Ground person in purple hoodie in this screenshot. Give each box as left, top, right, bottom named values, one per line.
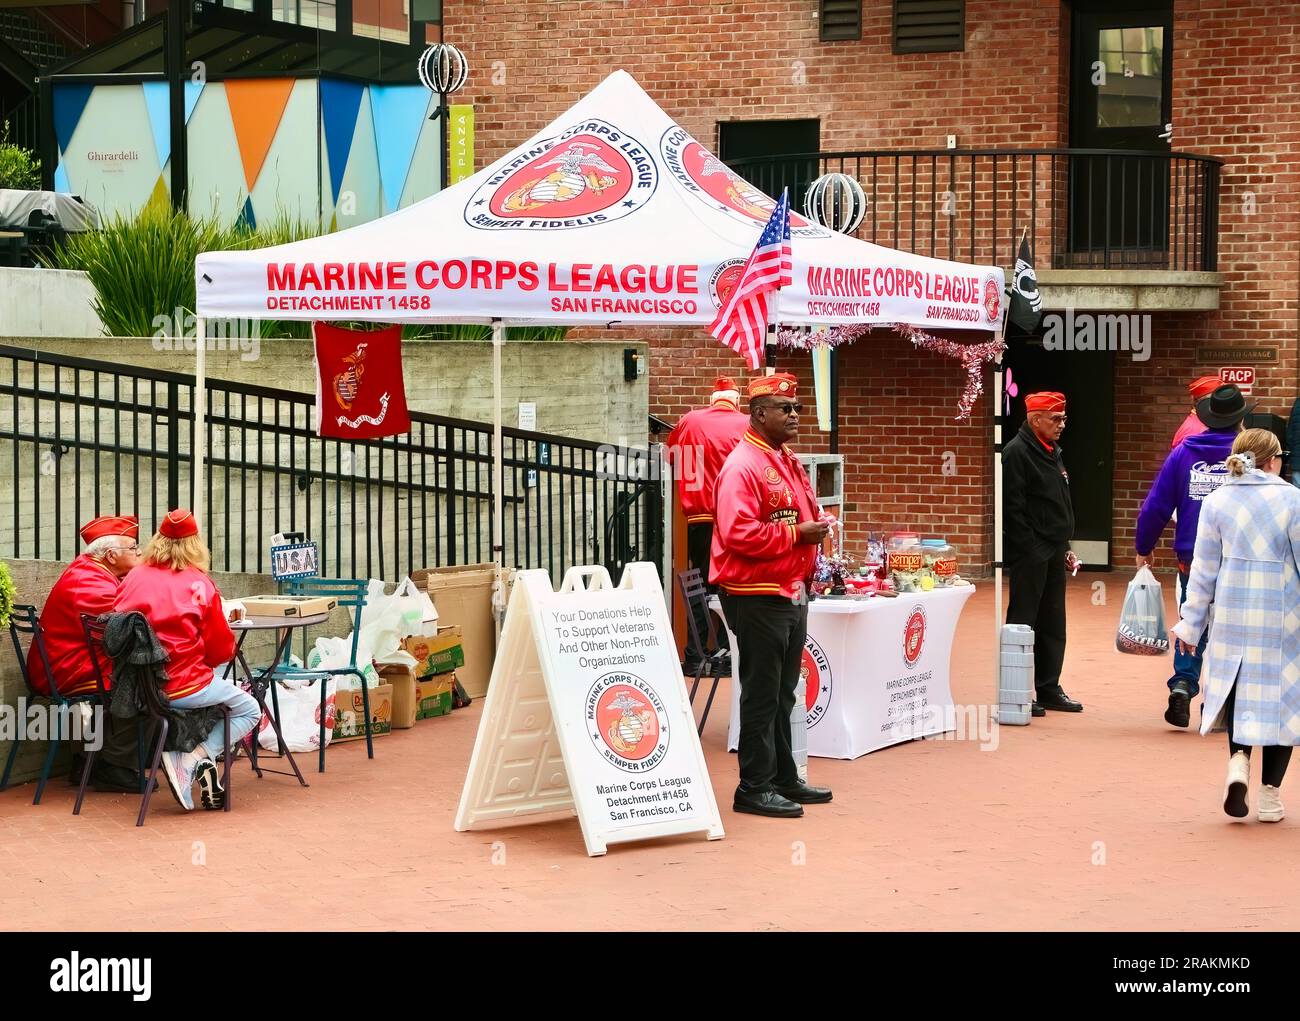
left=1135, top=384, right=1252, bottom=729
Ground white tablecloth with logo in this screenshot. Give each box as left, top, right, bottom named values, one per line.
left=717, top=585, right=974, bottom=759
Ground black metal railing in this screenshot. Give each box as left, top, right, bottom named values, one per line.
left=725, top=147, right=1222, bottom=272
left=3, top=95, right=41, bottom=154
left=0, top=345, right=662, bottom=583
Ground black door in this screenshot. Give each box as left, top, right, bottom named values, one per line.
left=1068, top=1, right=1173, bottom=267
left=719, top=119, right=820, bottom=206
left=1003, top=335, right=1115, bottom=568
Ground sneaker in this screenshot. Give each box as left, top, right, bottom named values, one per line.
left=1259, top=784, right=1284, bottom=823
left=195, top=759, right=225, bottom=810
left=1223, top=751, right=1250, bottom=819
left=159, top=750, right=202, bottom=812
left=1165, top=681, right=1191, bottom=728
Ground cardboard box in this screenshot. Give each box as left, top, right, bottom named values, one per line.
left=401, top=625, right=465, bottom=678
left=377, top=663, right=418, bottom=729
left=417, top=564, right=496, bottom=698
left=241, top=594, right=338, bottom=619
left=416, top=673, right=455, bottom=719
left=331, top=683, right=393, bottom=742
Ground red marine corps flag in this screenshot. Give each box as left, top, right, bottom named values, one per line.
left=312, top=322, right=411, bottom=439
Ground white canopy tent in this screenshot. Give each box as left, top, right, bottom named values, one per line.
left=194, top=69, right=1009, bottom=638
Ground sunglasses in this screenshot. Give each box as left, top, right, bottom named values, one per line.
left=763, top=402, right=804, bottom=415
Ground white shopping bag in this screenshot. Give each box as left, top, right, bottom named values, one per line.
left=258, top=673, right=334, bottom=752
left=1116, top=565, right=1170, bottom=655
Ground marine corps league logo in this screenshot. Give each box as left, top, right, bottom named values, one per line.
left=466, top=119, right=658, bottom=230
left=983, top=273, right=1002, bottom=323
left=803, top=635, right=832, bottom=728
left=708, top=259, right=746, bottom=310
left=659, top=126, right=828, bottom=237
left=903, top=604, right=927, bottom=668
left=587, top=672, right=670, bottom=772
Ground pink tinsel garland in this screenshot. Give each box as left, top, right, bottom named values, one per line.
left=773, top=323, right=1005, bottom=421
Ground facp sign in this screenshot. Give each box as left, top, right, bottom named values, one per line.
left=1220, top=366, right=1255, bottom=394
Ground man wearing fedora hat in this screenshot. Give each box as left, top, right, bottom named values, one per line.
left=1137, top=383, right=1252, bottom=728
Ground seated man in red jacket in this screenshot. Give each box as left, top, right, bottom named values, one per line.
left=114, top=509, right=254, bottom=812
left=712, top=373, right=832, bottom=819
left=28, top=514, right=144, bottom=791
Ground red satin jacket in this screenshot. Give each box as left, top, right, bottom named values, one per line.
left=710, top=428, right=821, bottom=598
left=113, top=563, right=236, bottom=698
left=27, top=555, right=121, bottom=697
left=666, top=398, right=750, bottom=523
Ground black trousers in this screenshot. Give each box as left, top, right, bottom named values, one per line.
left=1006, top=547, right=1067, bottom=693
left=685, top=522, right=728, bottom=661
left=1225, top=684, right=1293, bottom=787
left=718, top=593, right=805, bottom=792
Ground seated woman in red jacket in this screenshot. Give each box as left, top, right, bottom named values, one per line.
left=113, top=509, right=258, bottom=811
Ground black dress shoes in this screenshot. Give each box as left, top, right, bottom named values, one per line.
left=734, top=787, right=804, bottom=818
left=1031, top=702, right=1046, bottom=717
left=1038, top=686, right=1083, bottom=712
left=775, top=781, right=833, bottom=804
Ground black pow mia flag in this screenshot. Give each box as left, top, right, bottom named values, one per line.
left=1009, top=233, right=1043, bottom=333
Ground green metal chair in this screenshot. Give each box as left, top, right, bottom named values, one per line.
left=274, top=578, right=373, bottom=772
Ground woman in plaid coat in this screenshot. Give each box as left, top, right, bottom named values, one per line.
left=1173, top=428, right=1298, bottom=822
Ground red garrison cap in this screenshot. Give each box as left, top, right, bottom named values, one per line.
left=1189, top=376, right=1221, bottom=400
left=713, top=375, right=739, bottom=392
left=747, top=373, right=799, bottom=399
left=1024, top=391, right=1067, bottom=414
left=159, top=509, right=199, bottom=539
left=80, top=515, right=139, bottom=545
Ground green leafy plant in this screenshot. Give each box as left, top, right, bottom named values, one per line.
left=0, top=121, right=40, bottom=191
left=0, top=560, right=16, bottom=632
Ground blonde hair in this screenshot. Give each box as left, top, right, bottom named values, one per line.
left=1227, top=428, right=1282, bottom=477
left=142, top=532, right=212, bottom=572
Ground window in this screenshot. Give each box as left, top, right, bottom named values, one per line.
left=273, top=0, right=337, bottom=33
left=892, top=0, right=964, bottom=54
left=819, top=0, right=861, bottom=42
left=1095, top=26, right=1165, bottom=128
left=352, top=0, right=411, bottom=42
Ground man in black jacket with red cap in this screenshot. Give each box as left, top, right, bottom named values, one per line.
left=1003, top=391, right=1084, bottom=715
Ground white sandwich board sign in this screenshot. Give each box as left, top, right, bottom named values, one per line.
left=455, top=562, right=724, bottom=856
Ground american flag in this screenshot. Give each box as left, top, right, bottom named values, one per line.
left=710, top=187, right=792, bottom=370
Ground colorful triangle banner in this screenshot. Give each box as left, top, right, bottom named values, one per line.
left=141, top=81, right=171, bottom=168
left=225, top=78, right=295, bottom=193
left=53, top=161, right=71, bottom=194
left=320, top=78, right=365, bottom=206
left=52, top=83, right=94, bottom=155
left=184, top=80, right=204, bottom=125
left=369, top=85, right=431, bottom=215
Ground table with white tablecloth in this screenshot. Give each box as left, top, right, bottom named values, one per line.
left=716, top=585, right=975, bottom=760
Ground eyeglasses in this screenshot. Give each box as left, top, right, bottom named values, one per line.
left=1047, top=415, right=1067, bottom=424
left=764, top=402, right=804, bottom=415
left=111, top=543, right=140, bottom=554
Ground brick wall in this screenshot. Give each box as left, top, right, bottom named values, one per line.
left=448, top=0, right=1300, bottom=571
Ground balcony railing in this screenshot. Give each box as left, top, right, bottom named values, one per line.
left=725, top=148, right=1222, bottom=273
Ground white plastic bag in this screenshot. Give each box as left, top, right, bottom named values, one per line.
left=1116, top=566, right=1169, bottom=655
left=258, top=673, right=334, bottom=752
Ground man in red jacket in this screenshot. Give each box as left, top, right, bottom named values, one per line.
left=28, top=514, right=144, bottom=791
left=666, top=374, right=749, bottom=670
left=712, top=373, right=831, bottom=818
left=1171, top=376, right=1220, bottom=450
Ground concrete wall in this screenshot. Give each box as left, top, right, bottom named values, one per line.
left=0, top=269, right=103, bottom=339
left=0, top=558, right=318, bottom=788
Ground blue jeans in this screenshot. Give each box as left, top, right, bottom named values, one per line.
left=168, top=674, right=262, bottom=756
left=1169, top=568, right=1207, bottom=697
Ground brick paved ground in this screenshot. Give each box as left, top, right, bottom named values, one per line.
left=3, top=575, right=1297, bottom=931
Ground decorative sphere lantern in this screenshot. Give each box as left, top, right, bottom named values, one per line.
left=417, top=43, right=469, bottom=97
left=803, top=172, right=868, bottom=235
